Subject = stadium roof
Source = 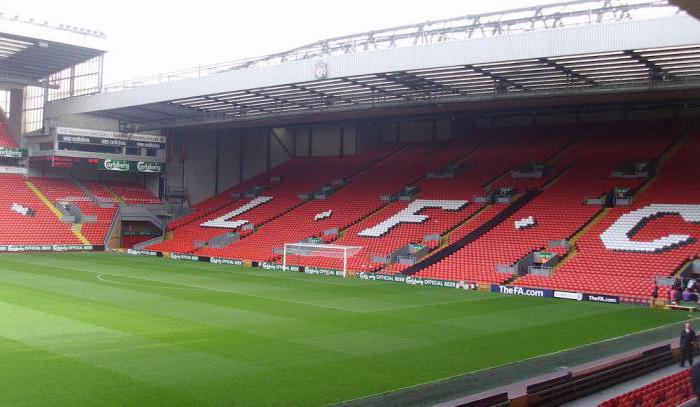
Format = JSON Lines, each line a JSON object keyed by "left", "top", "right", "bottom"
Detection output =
{"left": 0, "top": 12, "right": 106, "bottom": 89}
{"left": 670, "top": 0, "right": 700, "bottom": 19}
{"left": 45, "top": 0, "right": 700, "bottom": 131}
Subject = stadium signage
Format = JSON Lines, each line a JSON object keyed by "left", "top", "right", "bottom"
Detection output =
{"left": 492, "top": 285, "right": 553, "bottom": 297}
{"left": 304, "top": 267, "right": 342, "bottom": 276}
{"left": 98, "top": 159, "right": 164, "bottom": 173}
{"left": 210, "top": 257, "right": 244, "bottom": 266}
{"left": 126, "top": 249, "right": 159, "bottom": 256}
{"left": 170, "top": 253, "right": 200, "bottom": 261}
{"left": 57, "top": 134, "right": 166, "bottom": 149}
{"left": 554, "top": 291, "right": 584, "bottom": 301}
{"left": 55, "top": 126, "right": 166, "bottom": 144}
{"left": 584, "top": 294, "right": 620, "bottom": 304}
{"left": 0, "top": 166, "right": 28, "bottom": 175}
{"left": 0, "top": 147, "right": 27, "bottom": 158}
{"left": 260, "top": 262, "right": 300, "bottom": 272}
{"left": 358, "top": 273, "right": 477, "bottom": 289}
{"left": 0, "top": 244, "right": 93, "bottom": 252}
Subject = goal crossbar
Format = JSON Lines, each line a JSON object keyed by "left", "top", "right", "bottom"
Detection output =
{"left": 282, "top": 243, "right": 363, "bottom": 277}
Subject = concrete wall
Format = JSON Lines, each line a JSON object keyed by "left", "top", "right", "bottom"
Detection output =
{"left": 217, "top": 129, "right": 243, "bottom": 193}
{"left": 8, "top": 89, "right": 23, "bottom": 144}
{"left": 47, "top": 113, "right": 122, "bottom": 132}
{"left": 166, "top": 118, "right": 453, "bottom": 205}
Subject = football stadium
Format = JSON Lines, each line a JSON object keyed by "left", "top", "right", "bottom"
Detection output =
{"left": 2, "top": 0, "right": 700, "bottom": 405}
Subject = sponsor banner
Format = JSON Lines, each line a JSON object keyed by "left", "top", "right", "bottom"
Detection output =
{"left": 58, "top": 134, "right": 166, "bottom": 149}
{"left": 554, "top": 290, "right": 584, "bottom": 301}
{"left": 126, "top": 249, "right": 159, "bottom": 256}
{"left": 492, "top": 285, "right": 554, "bottom": 297}
{"left": 210, "top": 257, "right": 244, "bottom": 266}
{"left": 0, "top": 244, "right": 92, "bottom": 252}
{"left": 55, "top": 126, "right": 166, "bottom": 144}
{"left": 0, "top": 147, "right": 27, "bottom": 158}
{"left": 304, "top": 267, "right": 342, "bottom": 276}
{"left": 170, "top": 253, "right": 200, "bottom": 261}
{"left": 358, "top": 273, "right": 477, "bottom": 289}
{"left": 123, "top": 231, "right": 159, "bottom": 236}
{"left": 584, "top": 293, "right": 620, "bottom": 304}
{"left": 0, "top": 166, "right": 28, "bottom": 175}
{"left": 259, "top": 262, "right": 300, "bottom": 272}
{"left": 99, "top": 159, "right": 164, "bottom": 173}
{"left": 359, "top": 273, "right": 407, "bottom": 283}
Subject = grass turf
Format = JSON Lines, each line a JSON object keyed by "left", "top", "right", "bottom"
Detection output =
{"left": 0, "top": 252, "right": 688, "bottom": 406}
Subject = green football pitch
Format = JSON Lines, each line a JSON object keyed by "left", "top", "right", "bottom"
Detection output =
{"left": 0, "top": 253, "right": 688, "bottom": 406}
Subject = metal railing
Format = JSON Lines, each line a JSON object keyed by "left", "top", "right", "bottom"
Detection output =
{"left": 100, "top": 0, "right": 679, "bottom": 94}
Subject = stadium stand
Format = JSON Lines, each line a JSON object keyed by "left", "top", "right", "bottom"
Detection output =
{"left": 150, "top": 145, "right": 401, "bottom": 254}
{"left": 0, "top": 175, "right": 82, "bottom": 245}
{"left": 598, "top": 369, "right": 694, "bottom": 407}
{"left": 101, "top": 181, "right": 161, "bottom": 204}
{"left": 148, "top": 118, "right": 699, "bottom": 299}
{"left": 280, "top": 126, "right": 577, "bottom": 272}
{"left": 29, "top": 177, "right": 116, "bottom": 245}
{"left": 191, "top": 143, "right": 447, "bottom": 262}
{"left": 517, "top": 121, "right": 695, "bottom": 298}
{"left": 416, "top": 120, "right": 683, "bottom": 291}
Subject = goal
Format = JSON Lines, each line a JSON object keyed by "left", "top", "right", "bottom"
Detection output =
{"left": 282, "top": 243, "right": 362, "bottom": 277}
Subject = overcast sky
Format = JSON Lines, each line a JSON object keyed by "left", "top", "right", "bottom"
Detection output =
{"left": 8, "top": 0, "right": 573, "bottom": 84}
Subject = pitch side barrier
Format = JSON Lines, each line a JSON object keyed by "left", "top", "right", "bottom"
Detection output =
{"left": 0, "top": 244, "right": 99, "bottom": 253}
{"left": 126, "top": 250, "right": 631, "bottom": 304}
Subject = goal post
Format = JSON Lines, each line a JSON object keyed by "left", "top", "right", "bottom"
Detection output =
{"left": 282, "top": 243, "right": 363, "bottom": 277}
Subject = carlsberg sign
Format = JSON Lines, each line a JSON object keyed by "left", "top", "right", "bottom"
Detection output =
{"left": 102, "top": 159, "right": 131, "bottom": 171}
{"left": 99, "top": 159, "right": 163, "bottom": 173}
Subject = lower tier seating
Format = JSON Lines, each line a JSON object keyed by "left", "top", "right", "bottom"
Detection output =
{"left": 598, "top": 369, "right": 694, "bottom": 407}
{"left": 0, "top": 175, "right": 81, "bottom": 245}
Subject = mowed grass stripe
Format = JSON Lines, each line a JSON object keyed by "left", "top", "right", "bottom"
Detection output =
{"left": 0, "top": 336, "right": 198, "bottom": 407}
{"left": 0, "top": 253, "right": 688, "bottom": 406}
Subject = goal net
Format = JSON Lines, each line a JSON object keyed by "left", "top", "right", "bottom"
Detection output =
{"left": 283, "top": 243, "right": 363, "bottom": 277}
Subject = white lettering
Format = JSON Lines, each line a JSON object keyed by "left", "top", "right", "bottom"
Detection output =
{"left": 358, "top": 199, "right": 467, "bottom": 237}
{"left": 600, "top": 204, "right": 700, "bottom": 252}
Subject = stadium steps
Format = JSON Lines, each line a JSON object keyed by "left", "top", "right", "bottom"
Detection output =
{"left": 443, "top": 202, "right": 497, "bottom": 244}
{"left": 550, "top": 207, "right": 611, "bottom": 272}
{"left": 25, "top": 180, "right": 92, "bottom": 244}
{"left": 401, "top": 189, "right": 542, "bottom": 276}
{"left": 25, "top": 180, "right": 65, "bottom": 218}
{"left": 547, "top": 133, "right": 581, "bottom": 164}
{"left": 70, "top": 223, "right": 92, "bottom": 245}
{"left": 101, "top": 185, "right": 126, "bottom": 205}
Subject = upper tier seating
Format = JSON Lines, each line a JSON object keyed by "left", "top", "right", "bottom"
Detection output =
{"left": 0, "top": 175, "right": 81, "bottom": 245}
{"left": 102, "top": 181, "right": 161, "bottom": 204}
{"left": 417, "top": 121, "right": 682, "bottom": 287}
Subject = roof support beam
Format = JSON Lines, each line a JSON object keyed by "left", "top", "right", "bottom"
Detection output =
{"left": 465, "top": 65, "right": 524, "bottom": 91}
{"left": 378, "top": 72, "right": 465, "bottom": 98}
{"left": 623, "top": 50, "right": 678, "bottom": 82}
{"left": 538, "top": 57, "right": 595, "bottom": 85}
{"left": 339, "top": 77, "right": 413, "bottom": 101}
